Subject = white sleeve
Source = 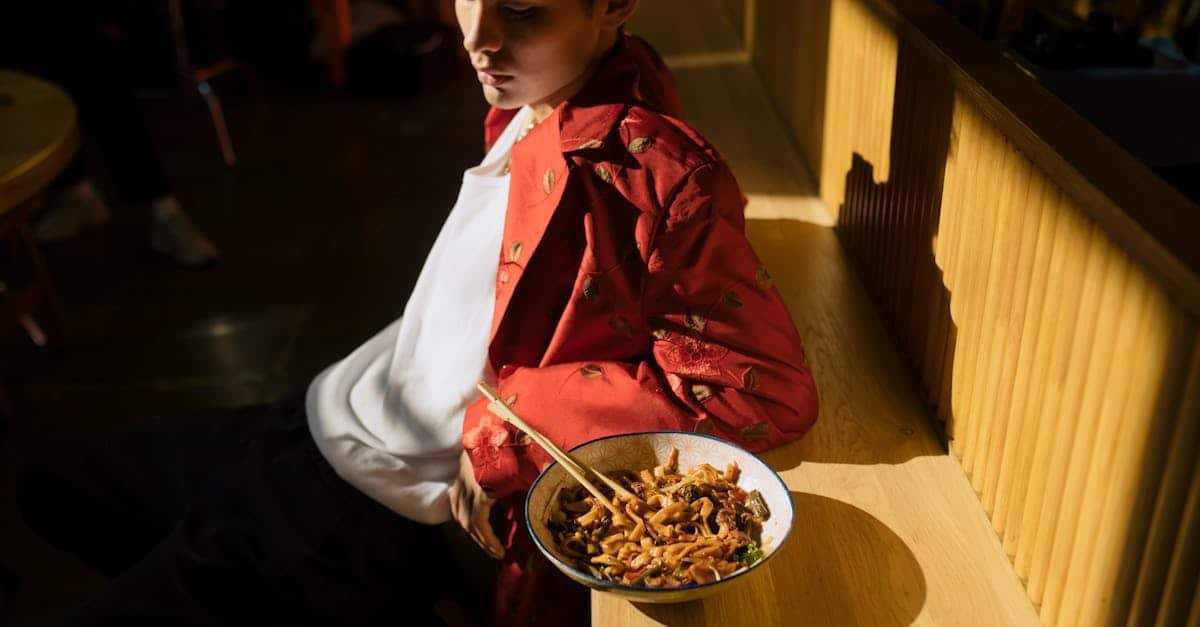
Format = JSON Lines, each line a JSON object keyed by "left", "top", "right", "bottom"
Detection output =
{"left": 305, "top": 317, "right": 460, "bottom": 525}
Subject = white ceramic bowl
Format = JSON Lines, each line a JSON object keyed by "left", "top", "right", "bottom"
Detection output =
{"left": 525, "top": 431, "right": 793, "bottom": 604}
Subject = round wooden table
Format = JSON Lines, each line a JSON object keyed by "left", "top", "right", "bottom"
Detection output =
{"left": 1, "top": 70, "right": 80, "bottom": 213}
{"left": 0, "top": 70, "right": 80, "bottom": 415}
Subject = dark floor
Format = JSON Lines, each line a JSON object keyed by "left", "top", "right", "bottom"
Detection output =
{"left": 1, "top": 44, "right": 489, "bottom": 625}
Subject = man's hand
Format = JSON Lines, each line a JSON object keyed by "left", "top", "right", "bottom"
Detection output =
{"left": 448, "top": 449, "right": 505, "bottom": 559}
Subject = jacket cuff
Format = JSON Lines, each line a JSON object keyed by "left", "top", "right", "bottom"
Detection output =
{"left": 462, "top": 391, "right": 538, "bottom": 499}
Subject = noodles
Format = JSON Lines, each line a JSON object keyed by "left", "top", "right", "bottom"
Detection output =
{"left": 546, "top": 448, "right": 771, "bottom": 588}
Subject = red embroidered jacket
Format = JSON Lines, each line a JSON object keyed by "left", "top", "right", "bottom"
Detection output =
{"left": 462, "top": 34, "right": 819, "bottom": 499}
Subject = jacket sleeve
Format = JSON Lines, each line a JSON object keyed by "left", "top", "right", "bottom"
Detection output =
{"left": 463, "top": 160, "right": 819, "bottom": 498}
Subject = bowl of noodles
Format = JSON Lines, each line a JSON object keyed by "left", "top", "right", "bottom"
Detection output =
{"left": 525, "top": 431, "right": 793, "bottom": 603}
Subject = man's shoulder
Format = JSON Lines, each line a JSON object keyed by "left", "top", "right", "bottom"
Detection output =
{"left": 616, "top": 105, "right": 720, "bottom": 175}
{"left": 574, "top": 105, "right": 730, "bottom": 215}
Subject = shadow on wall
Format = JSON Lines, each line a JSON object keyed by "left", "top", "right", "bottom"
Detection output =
{"left": 831, "top": 38, "right": 957, "bottom": 444}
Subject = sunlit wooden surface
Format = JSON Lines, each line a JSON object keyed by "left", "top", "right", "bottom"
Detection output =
{"left": 591, "top": 5, "right": 1042, "bottom": 626}
{"left": 741, "top": 0, "right": 1200, "bottom": 625}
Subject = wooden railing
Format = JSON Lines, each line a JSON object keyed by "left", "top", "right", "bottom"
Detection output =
{"left": 746, "top": 0, "right": 1200, "bottom": 625}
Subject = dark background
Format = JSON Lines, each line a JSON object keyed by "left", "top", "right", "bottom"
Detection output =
{"left": 1, "top": 2, "right": 487, "bottom": 623}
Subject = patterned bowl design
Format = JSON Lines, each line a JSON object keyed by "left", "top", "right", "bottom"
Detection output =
{"left": 525, "top": 431, "right": 794, "bottom": 604}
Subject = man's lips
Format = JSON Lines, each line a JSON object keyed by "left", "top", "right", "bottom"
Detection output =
{"left": 475, "top": 68, "right": 512, "bottom": 86}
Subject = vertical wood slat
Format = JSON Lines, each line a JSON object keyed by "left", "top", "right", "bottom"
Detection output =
{"left": 1003, "top": 184, "right": 1070, "bottom": 562}
{"left": 1188, "top": 577, "right": 1200, "bottom": 627}
{"left": 1081, "top": 298, "right": 1189, "bottom": 627}
{"left": 987, "top": 177, "right": 1054, "bottom": 536}
{"left": 1155, "top": 452, "right": 1200, "bottom": 627}
{"left": 1013, "top": 210, "right": 1094, "bottom": 586}
{"left": 1127, "top": 335, "right": 1200, "bottom": 626}
{"left": 955, "top": 120, "right": 1009, "bottom": 476}
{"left": 749, "top": 0, "right": 1200, "bottom": 624}
{"left": 1044, "top": 255, "right": 1140, "bottom": 626}
{"left": 944, "top": 108, "right": 991, "bottom": 453}
{"left": 967, "top": 144, "right": 1027, "bottom": 496}
{"left": 976, "top": 153, "right": 1037, "bottom": 512}
{"left": 901, "top": 60, "right": 950, "bottom": 382}
{"left": 1026, "top": 222, "right": 1113, "bottom": 607}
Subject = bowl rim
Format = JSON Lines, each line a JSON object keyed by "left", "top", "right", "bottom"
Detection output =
{"left": 523, "top": 429, "right": 794, "bottom": 594}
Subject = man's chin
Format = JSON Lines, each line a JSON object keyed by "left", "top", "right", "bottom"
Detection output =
{"left": 481, "top": 85, "right": 525, "bottom": 110}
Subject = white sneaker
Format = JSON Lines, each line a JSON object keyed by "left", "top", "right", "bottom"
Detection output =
{"left": 148, "top": 196, "right": 221, "bottom": 268}
{"left": 34, "top": 180, "right": 111, "bottom": 243}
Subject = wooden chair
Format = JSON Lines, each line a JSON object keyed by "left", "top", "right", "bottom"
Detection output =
{"left": 168, "top": 0, "right": 242, "bottom": 166}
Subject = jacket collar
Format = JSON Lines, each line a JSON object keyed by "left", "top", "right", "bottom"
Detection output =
{"left": 484, "top": 33, "right": 681, "bottom": 156}
{"left": 554, "top": 34, "right": 641, "bottom": 153}
{"left": 485, "top": 34, "right": 681, "bottom": 349}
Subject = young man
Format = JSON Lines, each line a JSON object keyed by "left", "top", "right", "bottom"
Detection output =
{"left": 16, "top": 1, "right": 817, "bottom": 625}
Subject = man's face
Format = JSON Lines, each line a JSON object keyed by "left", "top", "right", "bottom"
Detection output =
{"left": 456, "top": 0, "right": 608, "bottom": 109}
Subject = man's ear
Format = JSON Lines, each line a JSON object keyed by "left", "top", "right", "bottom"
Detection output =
{"left": 597, "top": 0, "right": 638, "bottom": 30}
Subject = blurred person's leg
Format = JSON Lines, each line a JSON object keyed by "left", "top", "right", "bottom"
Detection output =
{"left": 17, "top": 391, "right": 466, "bottom": 626}
{"left": 32, "top": 159, "right": 111, "bottom": 244}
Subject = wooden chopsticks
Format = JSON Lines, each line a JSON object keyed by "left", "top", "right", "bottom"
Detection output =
{"left": 475, "top": 382, "right": 643, "bottom": 515}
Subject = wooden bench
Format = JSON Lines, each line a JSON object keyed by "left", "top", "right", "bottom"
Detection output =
{"left": 595, "top": 2, "right": 1200, "bottom": 626}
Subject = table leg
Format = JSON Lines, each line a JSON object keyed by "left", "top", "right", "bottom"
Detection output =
{"left": 16, "top": 222, "right": 64, "bottom": 345}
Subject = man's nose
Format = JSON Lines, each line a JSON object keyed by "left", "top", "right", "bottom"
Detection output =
{"left": 463, "top": 3, "right": 502, "bottom": 56}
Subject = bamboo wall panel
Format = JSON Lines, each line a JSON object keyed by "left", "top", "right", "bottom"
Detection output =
{"left": 748, "top": 0, "right": 1200, "bottom": 624}
{"left": 1126, "top": 340, "right": 1200, "bottom": 626}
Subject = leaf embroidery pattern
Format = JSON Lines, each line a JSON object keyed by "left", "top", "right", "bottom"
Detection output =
{"left": 742, "top": 367, "right": 760, "bottom": 391}
{"left": 628, "top": 137, "right": 653, "bottom": 153}
{"left": 608, "top": 313, "right": 633, "bottom": 337}
{"left": 755, "top": 266, "right": 774, "bottom": 290}
{"left": 595, "top": 164, "right": 613, "bottom": 184}
{"left": 582, "top": 277, "right": 599, "bottom": 302}
{"left": 740, "top": 422, "right": 768, "bottom": 442}
{"left": 577, "top": 139, "right": 604, "bottom": 150}
{"left": 543, "top": 169, "right": 556, "bottom": 194}
{"left": 686, "top": 312, "right": 707, "bottom": 333}
{"left": 509, "top": 241, "right": 523, "bottom": 263}
{"left": 580, "top": 364, "right": 604, "bottom": 378}
{"left": 691, "top": 383, "right": 714, "bottom": 402}
{"left": 505, "top": 394, "right": 518, "bottom": 406}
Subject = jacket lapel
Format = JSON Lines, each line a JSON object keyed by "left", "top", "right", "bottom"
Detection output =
{"left": 488, "top": 114, "right": 569, "bottom": 346}
{"left": 485, "top": 34, "right": 672, "bottom": 354}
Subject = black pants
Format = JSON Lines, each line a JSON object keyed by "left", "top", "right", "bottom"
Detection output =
{"left": 1, "top": 3, "right": 171, "bottom": 205}
{"left": 15, "top": 390, "right": 470, "bottom": 626}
